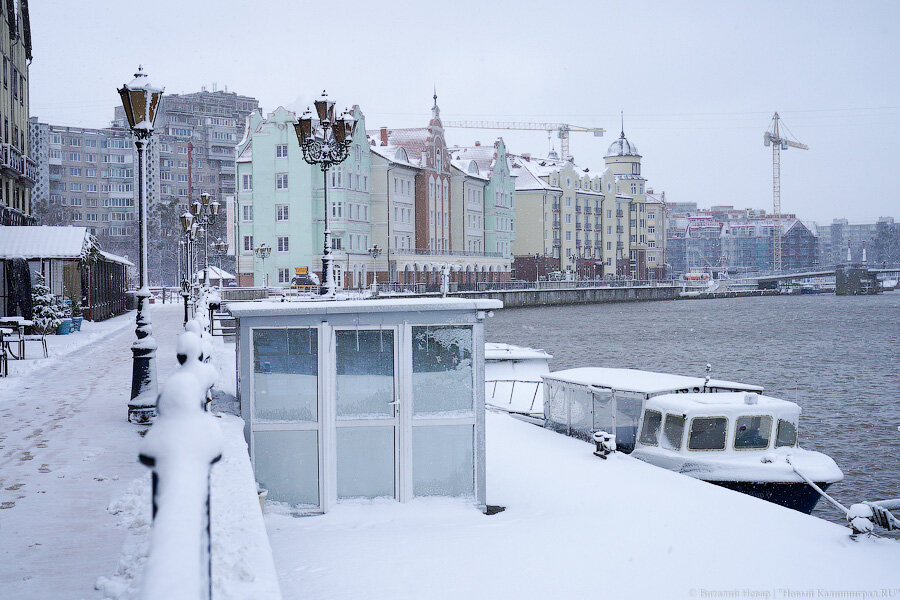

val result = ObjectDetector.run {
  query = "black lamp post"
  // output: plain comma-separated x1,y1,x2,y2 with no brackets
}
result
212,238,229,289
119,66,164,424
368,244,382,291
179,210,196,324
189,192,220,287
294,91,357,297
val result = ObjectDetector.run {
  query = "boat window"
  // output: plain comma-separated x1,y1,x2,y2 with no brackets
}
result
661,414,685,450
775,419,797,448
592,390,614,434
638,410,662,445
688,417,728,451
734,415,772,450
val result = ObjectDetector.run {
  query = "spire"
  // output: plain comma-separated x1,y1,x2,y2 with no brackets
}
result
620,111,625,139
433,85,438,109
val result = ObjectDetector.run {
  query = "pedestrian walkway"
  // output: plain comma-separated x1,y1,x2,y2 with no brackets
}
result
0,304,185,599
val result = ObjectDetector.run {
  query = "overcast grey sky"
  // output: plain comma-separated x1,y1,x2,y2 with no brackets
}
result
29,0,899,223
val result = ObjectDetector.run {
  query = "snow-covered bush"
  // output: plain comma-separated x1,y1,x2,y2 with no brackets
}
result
31,274,68,333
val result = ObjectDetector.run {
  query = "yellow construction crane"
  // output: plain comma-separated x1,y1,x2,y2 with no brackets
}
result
443,120,605,161
764,112,808,272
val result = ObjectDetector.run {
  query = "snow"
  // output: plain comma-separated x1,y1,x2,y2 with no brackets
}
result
227,296,502,317
266,411,899,599
0,304,280,599
484,342,552,362
546,366,764,394
195,266,235,281
0,226,93,259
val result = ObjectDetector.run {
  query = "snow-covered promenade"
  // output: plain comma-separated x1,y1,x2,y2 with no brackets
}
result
0,305,186,599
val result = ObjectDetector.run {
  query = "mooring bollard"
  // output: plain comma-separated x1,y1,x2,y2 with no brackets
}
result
139,350,223,600
592,431,617,459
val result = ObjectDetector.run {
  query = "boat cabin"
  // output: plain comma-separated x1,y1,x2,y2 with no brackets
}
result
484,343,552,417
634,392,799,458
228,297,501,514
542,368,763,452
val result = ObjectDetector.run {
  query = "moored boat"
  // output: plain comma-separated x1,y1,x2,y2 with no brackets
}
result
630,391,843,513
484,342,551,417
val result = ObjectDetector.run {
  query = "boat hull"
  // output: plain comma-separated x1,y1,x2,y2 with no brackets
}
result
711,480,831,514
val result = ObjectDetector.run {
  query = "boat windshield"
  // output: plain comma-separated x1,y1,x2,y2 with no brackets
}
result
638,410,662,445
688,417,728,451
733,415,772,450
661,414,685,450
775,419,797,447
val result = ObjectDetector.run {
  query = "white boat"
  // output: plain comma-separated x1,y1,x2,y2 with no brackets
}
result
630,392,843,513
542,367,763,452
484,343,551,417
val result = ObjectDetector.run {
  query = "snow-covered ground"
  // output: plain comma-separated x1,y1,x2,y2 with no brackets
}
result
266,411,900,600
2,303,898,599
0,305,186,599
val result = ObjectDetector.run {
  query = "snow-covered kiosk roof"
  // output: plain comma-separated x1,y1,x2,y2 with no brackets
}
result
229,296,502,515
544,367,762,395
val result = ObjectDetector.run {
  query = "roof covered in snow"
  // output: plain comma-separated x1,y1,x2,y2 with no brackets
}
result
606,133,640,158
227,296,502,317
544,367,763,394
485,342,552,361
0,227,131,265
196,266,235,280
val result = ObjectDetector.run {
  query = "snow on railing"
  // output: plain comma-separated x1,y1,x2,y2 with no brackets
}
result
138,311,223,598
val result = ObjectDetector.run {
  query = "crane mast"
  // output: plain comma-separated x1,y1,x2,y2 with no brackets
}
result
763,112,808,272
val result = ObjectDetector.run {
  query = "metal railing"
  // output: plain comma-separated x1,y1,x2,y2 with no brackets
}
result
392,248,506,258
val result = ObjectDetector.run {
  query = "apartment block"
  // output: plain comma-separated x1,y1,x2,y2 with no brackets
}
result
0,1,35,225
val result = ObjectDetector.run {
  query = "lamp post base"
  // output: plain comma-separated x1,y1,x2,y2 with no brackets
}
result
128,290,158,423
320,254,332,296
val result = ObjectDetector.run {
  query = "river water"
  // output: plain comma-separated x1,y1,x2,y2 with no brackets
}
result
484,292,900,532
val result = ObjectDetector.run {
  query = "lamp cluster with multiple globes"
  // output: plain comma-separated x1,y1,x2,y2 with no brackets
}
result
293,90,358,296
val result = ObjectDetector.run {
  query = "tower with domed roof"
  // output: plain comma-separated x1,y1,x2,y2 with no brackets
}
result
602,119,654,278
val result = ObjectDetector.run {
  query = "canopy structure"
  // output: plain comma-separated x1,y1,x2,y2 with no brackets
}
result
196,266,235,282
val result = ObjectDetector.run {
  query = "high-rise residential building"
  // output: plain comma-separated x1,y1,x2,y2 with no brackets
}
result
30,120,137,254
645,190,666,278
0,1,35,226
815,218,881,266
29,89,258,284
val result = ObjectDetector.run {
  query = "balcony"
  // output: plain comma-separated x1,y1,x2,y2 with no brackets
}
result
552,220,560,228
575,206,581,213
616,226,624,233
552,203,560,211
575,221,582,230
616,241,624,249
584,206,592,214
616,210,624,217
584,223,592,231
0,144,37,186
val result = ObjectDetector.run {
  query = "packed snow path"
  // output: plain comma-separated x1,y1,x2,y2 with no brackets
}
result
0,305,185,599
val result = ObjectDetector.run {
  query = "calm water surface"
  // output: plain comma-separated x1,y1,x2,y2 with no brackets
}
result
485,293,900,531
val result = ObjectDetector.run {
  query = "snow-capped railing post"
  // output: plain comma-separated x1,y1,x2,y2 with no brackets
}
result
138,331,222,600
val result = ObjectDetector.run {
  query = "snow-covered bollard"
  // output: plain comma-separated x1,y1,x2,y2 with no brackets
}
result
592,431,616,459
139,370,223,600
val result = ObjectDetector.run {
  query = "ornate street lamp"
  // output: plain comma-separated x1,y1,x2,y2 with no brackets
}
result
294,91,357,297
189,192,220,287
367,244,382,293
212,238,229,289
179,210,195,324
118,66,164,424
255,243,272,288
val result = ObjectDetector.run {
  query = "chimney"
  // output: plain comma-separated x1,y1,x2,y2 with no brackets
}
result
522,152,531,161
475,141,481,146
380,127,388,145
